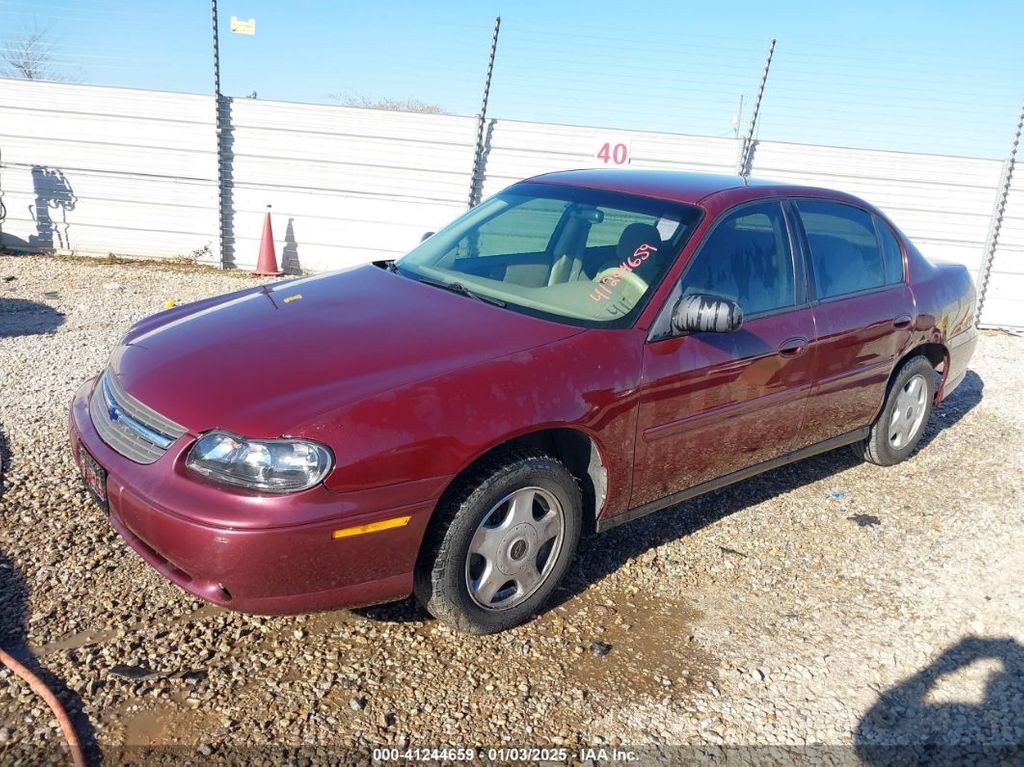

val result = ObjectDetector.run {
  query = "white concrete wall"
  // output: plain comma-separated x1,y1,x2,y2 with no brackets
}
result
981,167,1023,329
479,119,739,198
223,98,477,272
1,78,1019,328
748,140,1004,277
0,79,218,261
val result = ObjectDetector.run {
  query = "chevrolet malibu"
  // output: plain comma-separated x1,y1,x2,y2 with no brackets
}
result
69,170,977,633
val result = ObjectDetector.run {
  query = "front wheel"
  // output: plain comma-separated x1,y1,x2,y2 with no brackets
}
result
853,355,935,466
414,452,582,634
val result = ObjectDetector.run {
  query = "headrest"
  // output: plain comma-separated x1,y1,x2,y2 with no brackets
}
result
616,222,663,263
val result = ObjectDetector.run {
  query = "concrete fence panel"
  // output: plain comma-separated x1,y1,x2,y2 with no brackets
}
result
980,178,1024,328
0,79,218,260
749,140,1005,277
480,119,739,199
1,78,1021,328
222,98,478,271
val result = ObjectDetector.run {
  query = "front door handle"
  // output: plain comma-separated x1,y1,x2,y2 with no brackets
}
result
893,314,912,329
778,337,809,357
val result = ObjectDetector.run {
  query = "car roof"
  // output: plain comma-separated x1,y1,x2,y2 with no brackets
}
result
526,168,869,209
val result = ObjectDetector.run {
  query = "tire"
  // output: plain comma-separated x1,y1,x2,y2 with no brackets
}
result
852,355,936,466
414,451,582,634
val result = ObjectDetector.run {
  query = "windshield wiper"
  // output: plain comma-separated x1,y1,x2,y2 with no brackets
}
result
375,259,399,273
415,276,506,307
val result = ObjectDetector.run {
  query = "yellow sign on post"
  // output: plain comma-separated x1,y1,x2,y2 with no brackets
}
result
230,16,256,35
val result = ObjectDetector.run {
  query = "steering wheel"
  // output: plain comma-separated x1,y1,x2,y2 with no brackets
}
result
594,267,648,302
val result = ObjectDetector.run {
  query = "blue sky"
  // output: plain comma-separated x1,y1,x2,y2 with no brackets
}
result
1,0,1022,158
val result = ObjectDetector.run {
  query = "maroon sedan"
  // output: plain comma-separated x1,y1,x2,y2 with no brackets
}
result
69,170,977,633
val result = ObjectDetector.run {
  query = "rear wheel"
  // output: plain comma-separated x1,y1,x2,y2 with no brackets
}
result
414,452,581,634
853,355,935,466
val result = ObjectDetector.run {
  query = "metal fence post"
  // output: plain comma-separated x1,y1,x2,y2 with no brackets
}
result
976,99,1024,326
737,38,776,178
212,0,233,268
468,16,501,208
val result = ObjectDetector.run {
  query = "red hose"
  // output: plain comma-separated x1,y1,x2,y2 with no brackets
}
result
0,646,85,767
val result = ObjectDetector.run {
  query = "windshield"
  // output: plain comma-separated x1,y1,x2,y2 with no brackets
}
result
396,182,703,328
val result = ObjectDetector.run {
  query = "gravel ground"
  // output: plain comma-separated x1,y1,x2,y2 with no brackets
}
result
1,254,1022,765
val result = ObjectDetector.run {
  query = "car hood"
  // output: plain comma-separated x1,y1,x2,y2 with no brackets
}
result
110,265,581,437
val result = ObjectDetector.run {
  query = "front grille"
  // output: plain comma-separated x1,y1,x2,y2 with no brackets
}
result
90,371,187,464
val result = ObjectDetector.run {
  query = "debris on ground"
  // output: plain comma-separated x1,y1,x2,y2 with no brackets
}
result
1,254,1020,757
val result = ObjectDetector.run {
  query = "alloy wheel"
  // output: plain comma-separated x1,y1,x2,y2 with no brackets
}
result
465,486,565,611
888,373,928,449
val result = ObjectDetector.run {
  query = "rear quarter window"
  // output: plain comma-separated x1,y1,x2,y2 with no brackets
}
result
875,217,906,284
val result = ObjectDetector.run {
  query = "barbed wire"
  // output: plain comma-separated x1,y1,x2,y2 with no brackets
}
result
0,1,1019,159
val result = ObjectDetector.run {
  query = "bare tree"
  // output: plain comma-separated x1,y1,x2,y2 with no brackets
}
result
1,25,81,82
328,92,448,114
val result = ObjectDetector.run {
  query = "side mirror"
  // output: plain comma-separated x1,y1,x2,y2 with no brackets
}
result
420,231,436,242
672,293,743,334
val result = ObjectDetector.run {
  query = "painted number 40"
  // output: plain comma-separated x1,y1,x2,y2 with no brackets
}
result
596,141,630,166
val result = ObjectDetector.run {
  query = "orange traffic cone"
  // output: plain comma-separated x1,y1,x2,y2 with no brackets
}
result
253,205,284,276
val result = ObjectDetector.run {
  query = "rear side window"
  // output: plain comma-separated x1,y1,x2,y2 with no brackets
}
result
682,201,795,316
797,200,885,299
875,218,905,284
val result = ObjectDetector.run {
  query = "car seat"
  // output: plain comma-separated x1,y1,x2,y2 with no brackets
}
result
591,223,665,283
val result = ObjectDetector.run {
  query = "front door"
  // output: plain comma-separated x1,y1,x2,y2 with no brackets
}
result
631,201,815,508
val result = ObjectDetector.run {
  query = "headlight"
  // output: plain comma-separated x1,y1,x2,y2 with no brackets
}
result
185,430,334,493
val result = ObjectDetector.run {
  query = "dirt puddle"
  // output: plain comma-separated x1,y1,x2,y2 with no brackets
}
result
37,627,119,655
539,584,717,699
108,699,211,748
35,602,229,657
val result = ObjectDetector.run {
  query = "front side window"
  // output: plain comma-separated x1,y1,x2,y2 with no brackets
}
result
797,200,886,299
397,183,703,328
681,201,796,317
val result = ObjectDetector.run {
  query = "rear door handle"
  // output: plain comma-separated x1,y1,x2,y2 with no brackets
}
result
777,337,809,357
893,314,912,328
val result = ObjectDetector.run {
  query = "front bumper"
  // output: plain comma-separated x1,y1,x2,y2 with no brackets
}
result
69,377,441,614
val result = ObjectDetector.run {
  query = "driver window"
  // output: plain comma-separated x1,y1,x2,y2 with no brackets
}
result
682,202,795,316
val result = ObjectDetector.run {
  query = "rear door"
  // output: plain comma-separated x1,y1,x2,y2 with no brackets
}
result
791,199,915,447
631,200,816,507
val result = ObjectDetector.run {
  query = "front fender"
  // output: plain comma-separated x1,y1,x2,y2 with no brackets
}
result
303,330,645,518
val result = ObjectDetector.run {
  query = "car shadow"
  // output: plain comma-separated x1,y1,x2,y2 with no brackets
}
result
358,368,985,625
855,635,1024,765
917,369,983,452
0,297,66,337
